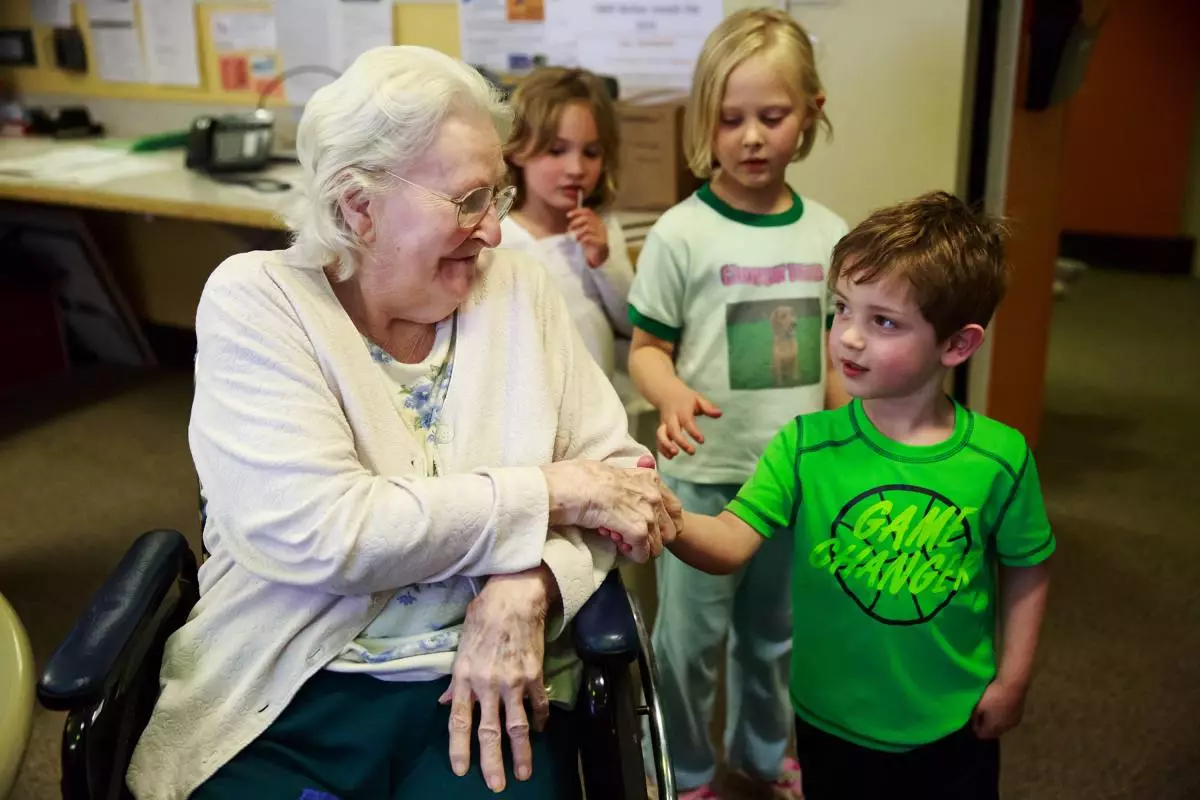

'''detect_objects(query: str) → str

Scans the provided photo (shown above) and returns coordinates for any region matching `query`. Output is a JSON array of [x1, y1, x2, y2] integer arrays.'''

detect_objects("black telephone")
[[185, 110, 275, 173]]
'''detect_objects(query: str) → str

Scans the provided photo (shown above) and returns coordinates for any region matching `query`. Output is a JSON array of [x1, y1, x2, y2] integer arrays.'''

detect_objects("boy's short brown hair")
[[504, 67, 620, 211], [828, 191, 1009, 341]]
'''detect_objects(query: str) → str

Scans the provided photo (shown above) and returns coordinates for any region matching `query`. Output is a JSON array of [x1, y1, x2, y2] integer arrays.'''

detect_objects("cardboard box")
[[614, 98, 703, 211]]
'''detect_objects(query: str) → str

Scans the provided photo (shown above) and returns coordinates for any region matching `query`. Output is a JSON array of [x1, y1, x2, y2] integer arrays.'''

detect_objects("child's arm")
[[971, 562, 1051, 738], [669, 510, 764, 575], [629, 329, 722, 458]]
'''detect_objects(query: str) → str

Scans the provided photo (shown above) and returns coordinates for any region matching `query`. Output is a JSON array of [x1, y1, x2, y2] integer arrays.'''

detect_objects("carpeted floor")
[[2, 269, 1198, 798]]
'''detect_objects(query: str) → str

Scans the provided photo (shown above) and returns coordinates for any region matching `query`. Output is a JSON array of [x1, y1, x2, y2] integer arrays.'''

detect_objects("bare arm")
[[628, 327, 685, 407], [996, 562, 1050, 689], [629, 328, 722, 458], [971, 561, 1051, 738], [669, 510, 764, 575]]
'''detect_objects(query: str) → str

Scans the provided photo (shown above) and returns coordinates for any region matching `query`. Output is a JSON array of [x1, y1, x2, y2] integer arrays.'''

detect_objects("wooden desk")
[[0, 138, 659, 328], [0, 137, 661, 237], [0, 138, 300, 230]]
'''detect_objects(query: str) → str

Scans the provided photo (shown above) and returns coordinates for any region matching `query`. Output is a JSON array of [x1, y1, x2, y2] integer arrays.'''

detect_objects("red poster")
[[219, 55, 250, 92]]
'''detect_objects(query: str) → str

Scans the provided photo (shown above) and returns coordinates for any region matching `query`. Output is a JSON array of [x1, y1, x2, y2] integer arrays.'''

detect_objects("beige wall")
[[777, 0, 975, 224]]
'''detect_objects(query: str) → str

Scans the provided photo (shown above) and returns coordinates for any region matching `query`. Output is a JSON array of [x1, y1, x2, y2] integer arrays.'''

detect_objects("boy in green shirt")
[[664, 191, 1054, 799]]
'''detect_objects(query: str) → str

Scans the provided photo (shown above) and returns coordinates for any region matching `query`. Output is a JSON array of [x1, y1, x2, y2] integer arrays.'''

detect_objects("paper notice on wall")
[[459, 0, 548, 73], [140, 0, 201, 85], [32, 0, 73, 27], [275, 0, 384, 103], [541, 0, 577, 67], [211, 9, 278, 53], [575, 1, 723, 92], [275, 0, 338, 103], [86, 0, 136, 24], [91, 21, 147, 83], [336, 0, 392, 71]]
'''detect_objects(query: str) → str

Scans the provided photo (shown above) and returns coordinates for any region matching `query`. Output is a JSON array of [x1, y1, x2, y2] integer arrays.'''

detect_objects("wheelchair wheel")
[[629, 589, 675, 800], [578, 659, 647, 800]]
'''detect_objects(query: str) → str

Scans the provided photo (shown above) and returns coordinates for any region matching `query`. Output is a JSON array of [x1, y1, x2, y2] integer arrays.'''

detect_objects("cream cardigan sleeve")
[[526, 256, 651, 639], [190, 261, 549, 596]]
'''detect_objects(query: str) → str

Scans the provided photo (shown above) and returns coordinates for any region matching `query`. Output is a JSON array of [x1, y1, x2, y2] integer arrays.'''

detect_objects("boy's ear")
[[941, 323, 986, 368], [338, 185, 375, 244]]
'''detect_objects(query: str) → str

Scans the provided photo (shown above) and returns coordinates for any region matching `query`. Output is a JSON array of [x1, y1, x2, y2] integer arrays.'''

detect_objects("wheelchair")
[[36, 528, 675, 799]]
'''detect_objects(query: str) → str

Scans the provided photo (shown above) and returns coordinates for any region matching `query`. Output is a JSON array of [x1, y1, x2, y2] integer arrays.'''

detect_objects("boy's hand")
[[656, 385, 722, 459], [971, 679, 1027, 739], [567, 207, 609, 268]]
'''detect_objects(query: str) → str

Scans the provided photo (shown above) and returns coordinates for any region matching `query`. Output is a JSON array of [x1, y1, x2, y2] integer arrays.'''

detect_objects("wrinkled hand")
[[567, 207, 609, 268], [971, 679, 1027, 739], [597, 454, 682, 557], [439, 569, 552, 792], [541, 460, 668, 563], [656, 383, 723, 459]]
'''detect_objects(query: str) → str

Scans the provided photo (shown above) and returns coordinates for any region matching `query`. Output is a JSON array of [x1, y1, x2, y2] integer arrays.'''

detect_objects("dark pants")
[[794, 715, 1000, 800], [192, 671, 582, 800]]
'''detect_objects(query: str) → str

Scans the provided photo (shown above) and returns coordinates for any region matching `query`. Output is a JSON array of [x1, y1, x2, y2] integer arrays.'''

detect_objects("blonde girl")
[[627, 9, 848, 799]]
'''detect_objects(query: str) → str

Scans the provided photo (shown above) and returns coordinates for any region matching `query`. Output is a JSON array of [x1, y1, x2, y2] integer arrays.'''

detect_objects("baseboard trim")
[[1059, 231, 1195, 275]]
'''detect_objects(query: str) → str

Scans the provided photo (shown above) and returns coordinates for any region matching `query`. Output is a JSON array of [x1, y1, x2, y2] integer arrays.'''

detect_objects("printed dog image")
[[725, 297, 820, 391], [770, 305, 800, 386]]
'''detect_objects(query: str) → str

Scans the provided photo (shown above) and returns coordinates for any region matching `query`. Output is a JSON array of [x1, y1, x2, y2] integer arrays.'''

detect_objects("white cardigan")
[[127, 248, 646, 799]]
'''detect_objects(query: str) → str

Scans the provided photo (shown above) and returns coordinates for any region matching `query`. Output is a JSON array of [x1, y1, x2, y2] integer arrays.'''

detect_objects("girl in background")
[[502, 67, 634, 381], [627, 10, 848, 799]]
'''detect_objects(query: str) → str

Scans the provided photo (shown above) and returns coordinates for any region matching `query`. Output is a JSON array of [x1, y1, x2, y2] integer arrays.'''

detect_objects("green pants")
[[192, 671, 582, 800]]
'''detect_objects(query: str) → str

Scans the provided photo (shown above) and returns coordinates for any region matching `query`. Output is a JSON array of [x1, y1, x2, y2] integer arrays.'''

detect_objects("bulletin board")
[[0, 2, 460, 106]]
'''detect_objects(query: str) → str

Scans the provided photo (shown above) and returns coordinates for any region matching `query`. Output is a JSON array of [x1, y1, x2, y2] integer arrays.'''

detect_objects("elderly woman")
[[126, 46, 676, 799]]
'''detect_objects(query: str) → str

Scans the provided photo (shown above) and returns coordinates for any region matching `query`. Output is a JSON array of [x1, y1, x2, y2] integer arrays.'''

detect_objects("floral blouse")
[[328, 314, 484, 676]]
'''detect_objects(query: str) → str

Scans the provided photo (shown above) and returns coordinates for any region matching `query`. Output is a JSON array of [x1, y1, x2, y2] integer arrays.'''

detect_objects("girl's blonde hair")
[[504, 67, 621, 210], [685, 8, 831, 179]]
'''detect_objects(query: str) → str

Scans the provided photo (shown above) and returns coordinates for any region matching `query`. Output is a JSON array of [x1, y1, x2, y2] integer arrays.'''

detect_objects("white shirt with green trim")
[[628, 184, 847, 484]]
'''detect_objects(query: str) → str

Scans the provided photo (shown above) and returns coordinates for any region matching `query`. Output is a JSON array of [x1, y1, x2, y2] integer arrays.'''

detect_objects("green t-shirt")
[[728, 398, 1055, 752]]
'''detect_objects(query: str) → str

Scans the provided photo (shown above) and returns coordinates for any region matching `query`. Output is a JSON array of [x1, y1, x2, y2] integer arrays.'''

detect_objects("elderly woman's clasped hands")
[[541, 454, 682, 563]]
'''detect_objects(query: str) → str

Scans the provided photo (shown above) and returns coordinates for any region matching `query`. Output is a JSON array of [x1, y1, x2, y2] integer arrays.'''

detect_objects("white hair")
[[283, 46, 511, 280]]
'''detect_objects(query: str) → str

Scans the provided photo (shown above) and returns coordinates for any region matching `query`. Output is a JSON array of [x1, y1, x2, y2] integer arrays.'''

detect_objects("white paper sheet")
[[459, 0, 547, 73], [86, 0, 136, 24], [575, 1, 723, 92], [32, 0, 73, 27], [0, 147, 170, 186], [211, 9, 278, 53], [140, 0, 201, 85], [275, 0, 337, 103], [542, 0, 577, 67], [337, 0, 392, 71], [91, 22, 147, 83]]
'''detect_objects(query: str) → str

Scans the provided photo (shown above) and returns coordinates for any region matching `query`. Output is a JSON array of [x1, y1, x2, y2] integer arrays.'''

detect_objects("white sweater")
[[499, 214, 634, 377], [126, 248, 645, 799]]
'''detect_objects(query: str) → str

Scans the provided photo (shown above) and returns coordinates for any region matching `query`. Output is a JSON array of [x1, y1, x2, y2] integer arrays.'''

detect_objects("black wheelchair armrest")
[[572, 569, 638, 666], [37, 529, 198, 711]]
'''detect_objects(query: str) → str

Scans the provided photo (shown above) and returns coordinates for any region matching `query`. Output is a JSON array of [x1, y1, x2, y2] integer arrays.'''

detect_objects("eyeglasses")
[[385, 170, 516, 229]]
